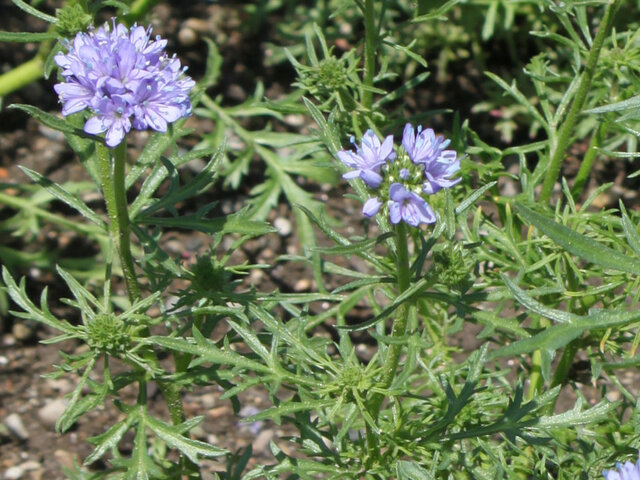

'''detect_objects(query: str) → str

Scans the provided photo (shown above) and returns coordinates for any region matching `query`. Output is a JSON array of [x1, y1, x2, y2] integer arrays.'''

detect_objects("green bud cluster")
[[55, 3, 93, 38], [87, 313, 130, 354], [314, 57, 348, 92], [295, 52, 358, 112], [336, 364, 372, 402], [190, 255, 232, 295], [432, 244, 472, 288]]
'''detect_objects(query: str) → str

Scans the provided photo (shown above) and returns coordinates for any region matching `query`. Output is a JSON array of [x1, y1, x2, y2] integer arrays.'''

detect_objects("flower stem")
[[97, 142, 141, 302], [377, 222, 412, 389], [362, 0, 377, 111], [0, 56, 43, 98], [571, 122, 606, 200], [365, 221, 412, 461], [526, 316, 550, 400], [539, 0, 620, 205], [98, 141, 199, 476]]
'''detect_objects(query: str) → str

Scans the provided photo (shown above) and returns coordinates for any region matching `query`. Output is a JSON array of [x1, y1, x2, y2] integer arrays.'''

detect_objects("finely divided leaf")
[[19, 167, 106, 229], [9, 104, 86, 136], [515, 202, 640, 274], [145, 414, 227, 463]]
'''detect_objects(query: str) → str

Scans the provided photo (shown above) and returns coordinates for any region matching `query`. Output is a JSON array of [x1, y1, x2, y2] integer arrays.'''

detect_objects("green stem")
[[539, 0, 620, 205], [0, 57, 44, 98], [542, 257, 581, 413], [362, 0, 377, 111], [365, 222, 412, 461], [138, 378, 148, 405], [548, 342, 578, 396], [527, 350, 543, 401], [571, 122, 606, 199], [97, 142, 141, 302], [98, 141, 198, 476], [526, 316, 550, 401], [377, 223, 411, 390]]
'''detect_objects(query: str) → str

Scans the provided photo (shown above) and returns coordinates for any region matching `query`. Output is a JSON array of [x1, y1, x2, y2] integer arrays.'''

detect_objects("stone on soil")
[[4, 413, 28, 441], [37, 398, 67, 429]]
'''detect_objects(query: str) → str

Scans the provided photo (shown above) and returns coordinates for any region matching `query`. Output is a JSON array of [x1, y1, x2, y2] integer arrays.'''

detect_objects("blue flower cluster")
[[337, 124, 461, 227], [54, 21, 195, 147], [604, 455, 640, 480]]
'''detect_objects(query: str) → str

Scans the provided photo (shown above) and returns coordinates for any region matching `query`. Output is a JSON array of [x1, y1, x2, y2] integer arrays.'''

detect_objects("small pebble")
[[252, 429, 274, 453], [200, 393, 217, 410], [207, 406, 231, 419], [249, 269, 264, 284], [4, 413, 29, 441], [273, 217, 292, 236], [37, 124, 65, 143], [293, 278, 311, 292], [54, 450, 75, 470], [183, 18, 209, 32], [190, 425, 206, 439], [38, 398, 67, 429], [605, 390, 621, 402], [4, 466, 24, 480], [283, 114, 305, 127], [3, 460, 41, 480], [12, 323, 35, 342], [178, 27, 198, 46]]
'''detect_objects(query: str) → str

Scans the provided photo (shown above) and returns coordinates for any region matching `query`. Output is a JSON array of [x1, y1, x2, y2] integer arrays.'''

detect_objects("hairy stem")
[[571, 122, 606, 199], [365, 222, 412, 461], [539, 0, 620, 204], [97, 142, 141, 302], [98, 141, 199, 476]]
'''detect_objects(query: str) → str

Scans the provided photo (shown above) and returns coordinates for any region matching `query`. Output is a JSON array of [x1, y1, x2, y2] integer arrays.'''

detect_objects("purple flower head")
[[338, 124, 462, 226], [54, 20, 195, 147], [337, 130, 396, 189], [401, 123, 461, 194], [388, 183, 436, 227], [422, 151, 462, 194], [402, 123, 451, 165], [604, 455, 640, 480]]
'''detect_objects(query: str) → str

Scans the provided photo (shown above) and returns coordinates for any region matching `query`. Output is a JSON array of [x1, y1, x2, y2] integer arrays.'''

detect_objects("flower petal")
[[362, 197, 382, 217]]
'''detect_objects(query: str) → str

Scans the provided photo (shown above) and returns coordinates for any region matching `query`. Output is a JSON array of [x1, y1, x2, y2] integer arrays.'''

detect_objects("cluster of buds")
[[337, 124, 461, 227]]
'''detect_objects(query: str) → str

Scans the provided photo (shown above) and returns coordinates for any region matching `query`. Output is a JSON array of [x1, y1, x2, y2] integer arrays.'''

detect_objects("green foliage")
[[55, 2, 93, 38]]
